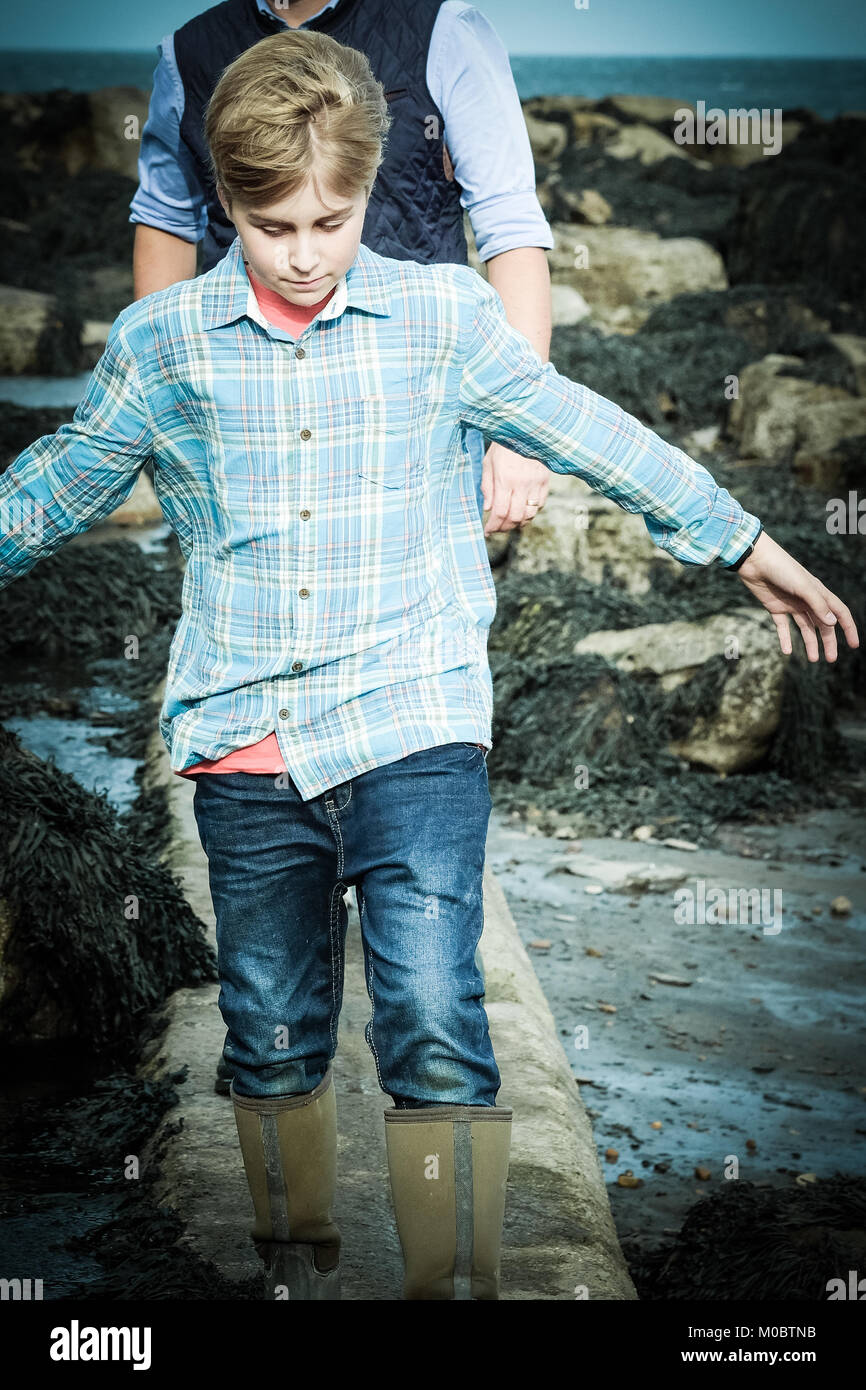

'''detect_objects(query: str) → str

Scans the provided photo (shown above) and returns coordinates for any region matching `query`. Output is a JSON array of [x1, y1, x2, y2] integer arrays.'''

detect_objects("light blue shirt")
[[0, 238, 761, 800], [128, 0, 554, 262]]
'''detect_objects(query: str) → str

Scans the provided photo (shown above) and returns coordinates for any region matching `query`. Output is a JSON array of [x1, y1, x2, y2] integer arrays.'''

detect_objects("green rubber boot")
[[231, 1065, 342, 1300], [384, 1103, 513, 1299]]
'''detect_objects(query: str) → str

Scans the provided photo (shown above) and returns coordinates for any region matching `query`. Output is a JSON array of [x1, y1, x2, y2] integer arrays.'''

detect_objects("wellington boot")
[[384, 1103, 512, 1300], [231, 1065, 342, 1300]]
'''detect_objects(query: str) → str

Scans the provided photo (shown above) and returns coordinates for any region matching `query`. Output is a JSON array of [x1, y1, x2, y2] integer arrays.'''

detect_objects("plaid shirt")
[[0, 235, 761, 799]]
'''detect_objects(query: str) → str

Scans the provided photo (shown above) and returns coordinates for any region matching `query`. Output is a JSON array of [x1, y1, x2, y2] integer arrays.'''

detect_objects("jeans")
[[191, 741, 501, 1107]]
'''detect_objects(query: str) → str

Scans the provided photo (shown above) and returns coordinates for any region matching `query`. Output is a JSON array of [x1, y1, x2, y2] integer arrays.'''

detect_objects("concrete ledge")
[[136, 714, 636, 1300]]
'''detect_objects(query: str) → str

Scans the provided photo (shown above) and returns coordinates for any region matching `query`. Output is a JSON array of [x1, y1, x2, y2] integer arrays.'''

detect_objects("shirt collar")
[[253, 0, 343, 24], [199, 232, 393, 330]]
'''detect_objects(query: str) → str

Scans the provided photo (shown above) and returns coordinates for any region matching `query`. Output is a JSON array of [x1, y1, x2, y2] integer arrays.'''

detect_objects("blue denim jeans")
[[191, 741, 501, 1107]]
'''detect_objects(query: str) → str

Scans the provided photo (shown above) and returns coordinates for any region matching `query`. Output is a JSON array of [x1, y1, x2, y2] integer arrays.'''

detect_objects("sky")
[[0, 0, 863, 56]]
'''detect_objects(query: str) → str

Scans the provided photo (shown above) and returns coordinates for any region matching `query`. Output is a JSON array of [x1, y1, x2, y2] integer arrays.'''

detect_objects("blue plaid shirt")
[[0, 235, 761, 799]]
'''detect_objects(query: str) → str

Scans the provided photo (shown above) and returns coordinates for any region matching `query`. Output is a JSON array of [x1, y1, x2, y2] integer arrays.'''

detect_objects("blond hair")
[[205, 29, 392, 210]]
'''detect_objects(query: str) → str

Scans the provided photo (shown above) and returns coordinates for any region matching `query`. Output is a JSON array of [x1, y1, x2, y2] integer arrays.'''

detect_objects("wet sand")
[[485, 742, 866, 1255]]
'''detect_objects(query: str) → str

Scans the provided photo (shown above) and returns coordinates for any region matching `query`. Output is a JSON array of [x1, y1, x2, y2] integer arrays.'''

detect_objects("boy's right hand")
[[734, 531, 859, 663]]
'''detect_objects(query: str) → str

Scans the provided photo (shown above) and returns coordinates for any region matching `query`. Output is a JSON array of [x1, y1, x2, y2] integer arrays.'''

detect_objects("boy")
[[0, 30, 857, 1303]]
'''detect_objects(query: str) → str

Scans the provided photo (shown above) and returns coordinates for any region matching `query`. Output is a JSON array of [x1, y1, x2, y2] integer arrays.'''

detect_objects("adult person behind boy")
[[1, 30, 856, 1301], [129, 0, 555, 539]]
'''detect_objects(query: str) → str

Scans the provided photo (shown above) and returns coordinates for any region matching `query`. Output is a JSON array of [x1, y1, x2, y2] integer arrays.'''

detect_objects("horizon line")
[[0, 46, 864, 60]]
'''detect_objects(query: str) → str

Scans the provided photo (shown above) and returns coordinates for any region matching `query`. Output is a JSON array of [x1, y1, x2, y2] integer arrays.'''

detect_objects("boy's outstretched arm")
[[0, 315, 154, 589], [733, 529, 858, 663], [457, 275, 859, 664]]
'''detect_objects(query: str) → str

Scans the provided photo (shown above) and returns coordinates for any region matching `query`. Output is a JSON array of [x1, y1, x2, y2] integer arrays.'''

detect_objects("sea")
[[0, 51, 863, 120]]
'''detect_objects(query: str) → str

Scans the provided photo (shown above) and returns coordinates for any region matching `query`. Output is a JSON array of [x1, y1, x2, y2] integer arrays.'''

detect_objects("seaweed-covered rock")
[[625, 1176, 866, 1300], [574, 607, 785, 773], [723, 116, 866, 304], [0, 86, 150, 181], [0, 284, 55, 373], [548, 223, 727, 332], [507, 472, 678, 595], [0, 724, 216, 1057], [728, 354, 866, 488]]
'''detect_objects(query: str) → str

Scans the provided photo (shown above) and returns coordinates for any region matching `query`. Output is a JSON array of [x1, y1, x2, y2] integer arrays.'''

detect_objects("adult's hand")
[[480, 441, 550, 536]]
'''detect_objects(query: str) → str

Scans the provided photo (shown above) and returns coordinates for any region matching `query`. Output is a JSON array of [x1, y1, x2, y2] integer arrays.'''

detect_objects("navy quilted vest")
[[174, 0, 468, 271]]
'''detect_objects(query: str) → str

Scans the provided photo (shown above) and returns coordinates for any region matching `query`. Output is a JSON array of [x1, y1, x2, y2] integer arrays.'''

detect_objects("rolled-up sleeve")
[[432, 3, 555, 262], [0, 317, 155, 587], [458, 276, 762, 567], [128, 35, 207, 243]]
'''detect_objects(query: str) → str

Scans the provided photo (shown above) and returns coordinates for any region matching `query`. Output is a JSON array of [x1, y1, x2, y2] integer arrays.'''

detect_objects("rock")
[[602, 94, 698, 127], [728, 354, 844, 454], [545, 180, 613, 225], [791, 397, 866, 489], [574, 608, 786, 773], [104, 472, 164, 526], [80, 319, 113, 368], [0, 86, 150, 180], [728, 354, 866, 489], [508, 473, 679, 595], [552, 854, 693, 895], [696, 120, 806, 168], [624, 867, 688, 894], [522, 94, 599, 124], [524, 111, 569, 163], [617, 1171, 643, 1188], [570, 110, 625, 148], [830, 896, 852, 916], [86, 87, 152, 180], [0, 284, 54, 373], [550, 282, 592, 326], [605, 122, 694, 167], [828, 334, 866, 395], [549, 224, 727, 334], [682, 425, 721, 454]]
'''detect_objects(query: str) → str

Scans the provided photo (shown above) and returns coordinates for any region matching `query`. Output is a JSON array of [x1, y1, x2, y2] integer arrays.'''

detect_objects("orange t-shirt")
[[177, 265, 335, 779]]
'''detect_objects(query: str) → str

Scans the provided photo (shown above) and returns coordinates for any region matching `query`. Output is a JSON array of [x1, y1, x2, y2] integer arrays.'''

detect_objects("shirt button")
[[298, 588, 310, 598], [299, 509, 311, 520], [295, 347, 306, 359], [300, 428, 311, 440], [279, 708, 290, 719], [291, 661, 303, 672]]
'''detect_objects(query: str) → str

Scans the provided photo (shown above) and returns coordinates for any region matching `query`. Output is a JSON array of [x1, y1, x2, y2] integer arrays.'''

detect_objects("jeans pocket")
[[458, 741, 489, 761]]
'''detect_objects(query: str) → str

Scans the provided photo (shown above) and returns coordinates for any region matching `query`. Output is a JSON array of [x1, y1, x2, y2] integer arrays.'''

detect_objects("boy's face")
[[218, 177, 369, 305]]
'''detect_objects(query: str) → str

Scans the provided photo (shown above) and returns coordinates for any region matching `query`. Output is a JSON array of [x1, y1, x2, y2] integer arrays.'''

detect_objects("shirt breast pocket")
[[358, 391, 427, 490]]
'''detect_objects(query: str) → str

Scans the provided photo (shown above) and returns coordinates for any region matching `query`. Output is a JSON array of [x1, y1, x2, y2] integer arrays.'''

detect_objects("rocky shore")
[[1, 85, 864, 1300]]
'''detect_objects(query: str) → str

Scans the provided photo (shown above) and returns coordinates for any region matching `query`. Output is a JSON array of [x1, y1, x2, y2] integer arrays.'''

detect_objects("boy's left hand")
[[736, 531, 859, 662], [481, 442, 550, 536]]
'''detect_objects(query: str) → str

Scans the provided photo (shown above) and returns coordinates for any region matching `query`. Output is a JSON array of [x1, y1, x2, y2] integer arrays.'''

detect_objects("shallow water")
[[0, 373, 94, 408]]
